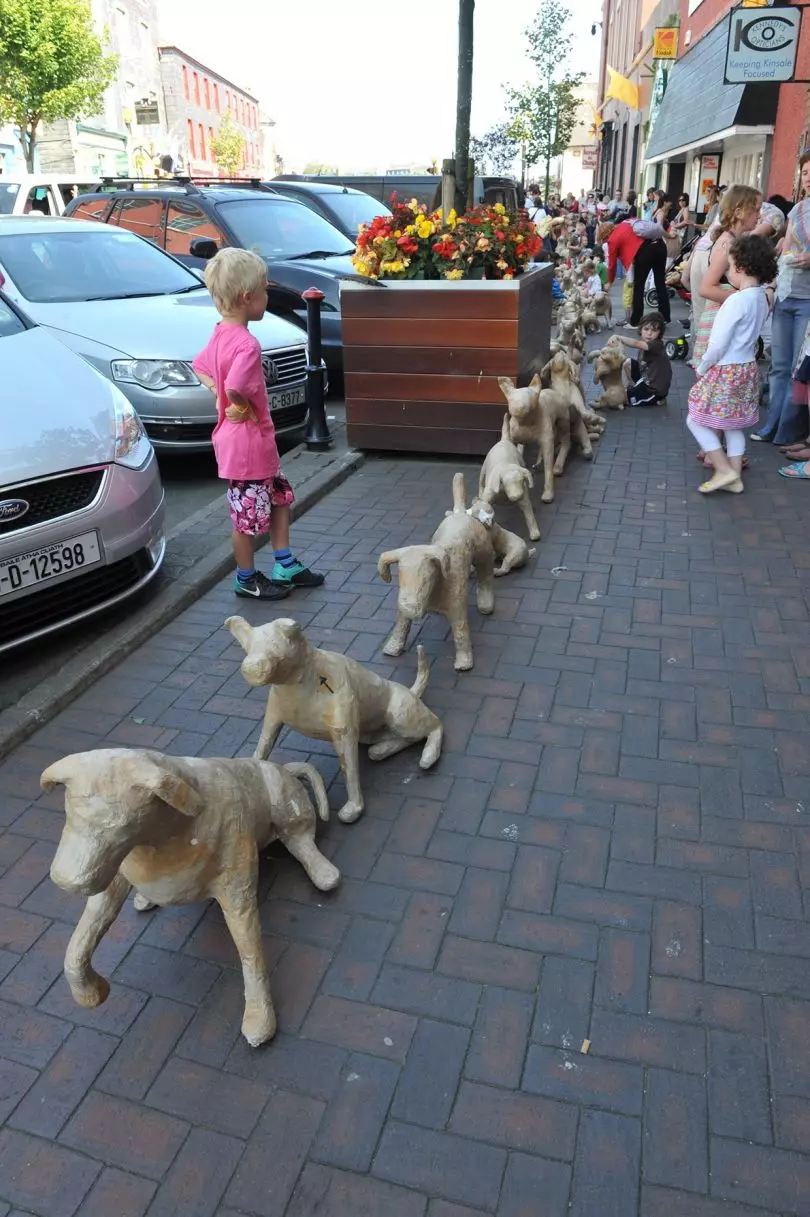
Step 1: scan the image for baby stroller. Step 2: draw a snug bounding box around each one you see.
[644,233,698,308]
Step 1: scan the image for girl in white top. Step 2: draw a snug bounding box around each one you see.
[686,234,778,494]
[581,260,602,297]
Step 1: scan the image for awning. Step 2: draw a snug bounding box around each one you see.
[645,13,778,163]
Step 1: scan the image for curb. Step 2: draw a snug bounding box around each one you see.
[0,447,364,762]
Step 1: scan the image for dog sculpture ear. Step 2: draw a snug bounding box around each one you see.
[277,618,304,639]
[41,754,83,792]
[225,615,253,650]
[377,549,404,584]
[134,759,202,818]
[498,376,515,399]
[529,373,542,390]
[482,469,502,503]
[522,467,534,489]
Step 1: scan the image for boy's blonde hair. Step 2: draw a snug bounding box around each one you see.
[204,247,267,313]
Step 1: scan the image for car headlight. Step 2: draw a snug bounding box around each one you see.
[111,359,199,391]
[113,389,153,469]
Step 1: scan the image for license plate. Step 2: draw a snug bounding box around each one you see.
[270,386,305,411]
[0,530,101,598]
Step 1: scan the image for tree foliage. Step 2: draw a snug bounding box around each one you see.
[506,0,584,195]
[0,0,117,170]
[301,161,339,175]
[469,123,519,176]
[211,112,245,176]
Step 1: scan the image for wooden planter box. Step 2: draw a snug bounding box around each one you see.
[341,265,553,456]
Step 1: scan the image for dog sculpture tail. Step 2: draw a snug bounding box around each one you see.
[284,762,330,822]
[501,413,510,442]
[451,472,467,513]
[411,645,430,700]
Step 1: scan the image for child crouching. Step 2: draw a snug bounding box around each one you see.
[686,235,778,494]
[193,248,324,599]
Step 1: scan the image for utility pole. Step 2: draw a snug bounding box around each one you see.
[455,0,475,214]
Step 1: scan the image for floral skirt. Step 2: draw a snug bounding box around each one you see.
[687,362,760,430]
[691,299,720,369]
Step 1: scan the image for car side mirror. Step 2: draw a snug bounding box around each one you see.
[189,237,218,260]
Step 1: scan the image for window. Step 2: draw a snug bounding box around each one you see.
[24,186,57,215]
[68,196,112,223]
[165,200,224,257]
[204,78,210,109]
[0,298,26,338]
[216,198,354,260]
[182,65,189,99]
[107,196,165,245]
[252,105,257,128]
[199,124,206,161]
[225,90,231,111]
[187,119,195,158]
[214,83,220,112]
[193,71,200,105]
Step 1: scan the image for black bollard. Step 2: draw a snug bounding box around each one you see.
[302,287,331,451]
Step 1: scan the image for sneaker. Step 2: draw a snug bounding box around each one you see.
[234,571,291,600]
[270,558,325,588]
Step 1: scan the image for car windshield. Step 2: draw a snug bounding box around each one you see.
[0,184,21,215]
[0,297,26,336]
[217,198,354,259]
[0,226,200,303]
[327,193,391,238]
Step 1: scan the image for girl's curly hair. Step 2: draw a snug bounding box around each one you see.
[728,234,778,285]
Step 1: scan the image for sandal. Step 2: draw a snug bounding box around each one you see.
[778,461,810,479]
[787,448,810,461]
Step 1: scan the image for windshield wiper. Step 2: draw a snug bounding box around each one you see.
[85,291,167,301]
[287,249,354,260]
[171,282,206,294]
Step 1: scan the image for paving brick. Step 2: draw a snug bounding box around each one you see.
[61,1091,189,1179]
[553,883,652,930]
[0,1059,37,1124]
[113,944,219,1006]
[370,852,464,896]
[498,1152,572,1217]
[145,1055,268,1138]
[259,898,350,949]
[96,997,193,1101]
[750,850,803,919]
[225,1089,324,1217]
[466,987,533,1089]
[428,1205,486,1217]
[329,816,392,880]
[448,868,509,942]
[657,839,749,878]
[387,798,441,856]
[533,956,593,1049]
[0,906,49,952]
[373,1121,506,1211]
[641,1188,771,1217]
[594,928,650,1014]
[705,944,810,999]
[765,996,810,1096]
[225,1030,345,1102]
[10,1026,117,1138]
[708,1030,771,1144]
[609,806,654,865]
[302,993,417,1061]
[175,971,244,1069]
[146,1128,244,1217]
[606,860,701,905]
[703,877,755,949]
[657,784,700,841]
[388,891,451,969]
[643,1068,708,1192]
[505,844,560,914]
[438,935,539,993]
[451,1079,577,1161]
[570,1110,640,1217]
[0,1127,100,1217]
[373,962,482,1025]
[0,997,71,1068]
[388,1018,468,1129]
[312,1051,399,1171]
[75,1167,156,1217]
[0,922,71,1006]
[498,910,598,961]
[711,1137,810,1213]
[523,1043,643,1116]
[287,1163,427,1217]
[775,1095,810,1153]
[589,1009,706,1073]
[649,977,763,1034]
[652,900,702,980]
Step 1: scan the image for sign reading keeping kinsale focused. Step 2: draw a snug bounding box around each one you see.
[724,4,802,83]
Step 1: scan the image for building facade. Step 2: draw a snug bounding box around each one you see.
[559,81,600,196]
[157,47,262,177]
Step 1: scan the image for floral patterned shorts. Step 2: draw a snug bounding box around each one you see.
[227,474,295,536]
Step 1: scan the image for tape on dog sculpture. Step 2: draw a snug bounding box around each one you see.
[43,750,339,1047]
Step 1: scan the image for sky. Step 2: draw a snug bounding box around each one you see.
[158,0,601,171]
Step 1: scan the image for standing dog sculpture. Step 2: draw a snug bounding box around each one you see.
[377,472,496,672]
[227,616,443,824]
[43,750,339,1048]
[479,414,540,541]
[499,375,593,504]
[541,350,606,441]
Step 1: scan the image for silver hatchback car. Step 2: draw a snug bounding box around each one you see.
[0,216,310,451]
[0,293,165,653]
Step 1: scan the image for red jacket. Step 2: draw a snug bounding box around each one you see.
[606,221,643,283]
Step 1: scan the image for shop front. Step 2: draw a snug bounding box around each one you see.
[74,124,130,178]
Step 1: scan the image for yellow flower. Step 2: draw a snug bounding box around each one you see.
[409,198,419,210]
[446,208,458,228]
[394,230,402,238]
[493,203,506,214]
[405,224,417,235]
[445,268,464,280]
[497,259,508,270]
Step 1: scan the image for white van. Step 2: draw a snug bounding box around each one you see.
[0,175,101,218]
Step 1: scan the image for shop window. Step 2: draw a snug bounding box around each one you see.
[107,196,165,245]
[165,200,223,256]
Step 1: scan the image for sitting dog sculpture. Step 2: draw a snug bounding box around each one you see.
[43,750,339,1048]
[479,414,540,541]
[591,291,613,329]
[588,338,627,410]
[500,375,593,504]
[541,350,606,441]
[377,472,496,673]
[227,616,443,824]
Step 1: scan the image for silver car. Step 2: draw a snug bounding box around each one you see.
[0,293,165,653]
[0,216,309,452]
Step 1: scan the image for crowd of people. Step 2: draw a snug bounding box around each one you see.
[525,161,810,491]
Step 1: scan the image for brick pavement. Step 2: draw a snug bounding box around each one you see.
[2,354,810,1215]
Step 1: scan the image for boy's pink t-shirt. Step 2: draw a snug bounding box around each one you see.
[192,323,280,482]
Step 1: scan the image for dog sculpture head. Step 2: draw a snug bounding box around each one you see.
[42,749,202,896]
[377,545,450,619]
[226,616,308,688]
[498,374,541,421]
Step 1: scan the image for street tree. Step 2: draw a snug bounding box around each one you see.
[454,0,475,213]
[506,0,583,198]
[469,123,519,176]
[211,112,246,177]
[0,0,117,171]
[302,162,339,175]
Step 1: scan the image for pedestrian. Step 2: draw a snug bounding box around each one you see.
[192,247,325,600]
[752,150,810,445]
[619,311,672,407]
[602,212,671,326]
[642,187,658,221]
[672,193,693,243]
[691,184,761,368]
[687,234,777,493]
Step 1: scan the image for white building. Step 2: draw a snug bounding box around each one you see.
[558,81,600,198]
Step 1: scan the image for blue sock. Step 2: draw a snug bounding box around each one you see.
[274,548,296,568]
[236,567,255,582]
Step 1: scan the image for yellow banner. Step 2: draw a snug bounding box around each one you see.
[653,27,678,59]
[605,67,640,109]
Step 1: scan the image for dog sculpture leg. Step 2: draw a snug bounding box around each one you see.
[571,413,593,461]
[382,613,412,658]
[447,604,474,672]
[331,719,365,823]
[215,874,276,1047]
[473,550,495,616]
[552,412,573,477]
[65,872,131,1007]
[255,708,283,761]
[537,417,557,503]
[519,492,541,542]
